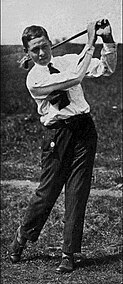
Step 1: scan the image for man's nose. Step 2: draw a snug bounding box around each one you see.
[39,48,45,57]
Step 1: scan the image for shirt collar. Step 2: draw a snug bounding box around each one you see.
[34,56,54,70]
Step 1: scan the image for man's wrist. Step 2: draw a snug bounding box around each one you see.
[86,44,95,53]
[102,42,117,55]
[87,39,96,48]
[102,34,115,43]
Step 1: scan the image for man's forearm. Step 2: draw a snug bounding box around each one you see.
[30,50,95,99]
[29,77,80,99]
[77,51,94,82]
[102,34,115,43]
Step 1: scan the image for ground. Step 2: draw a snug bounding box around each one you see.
[1,178,122,284]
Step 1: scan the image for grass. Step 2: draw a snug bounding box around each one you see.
[1,182,122,284]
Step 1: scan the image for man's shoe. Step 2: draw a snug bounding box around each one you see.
[56,255,74,273]
[9,226,27,263]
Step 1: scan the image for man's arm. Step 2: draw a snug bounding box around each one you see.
[28,22,97,99]
[79,19,117,78]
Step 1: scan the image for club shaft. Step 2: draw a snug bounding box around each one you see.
[51,29,87,49]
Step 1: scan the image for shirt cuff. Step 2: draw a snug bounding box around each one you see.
[82,44,95,56]
[77,44,95,65]
[86,47,95,56]
[102,42,117,54]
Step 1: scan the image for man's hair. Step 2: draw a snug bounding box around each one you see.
[22,25,50,52]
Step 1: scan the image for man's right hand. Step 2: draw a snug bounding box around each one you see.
[87,21,97,47]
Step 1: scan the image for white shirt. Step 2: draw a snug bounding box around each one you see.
[26,43,117,126]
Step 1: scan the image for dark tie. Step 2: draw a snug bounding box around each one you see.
[47,63,70,110]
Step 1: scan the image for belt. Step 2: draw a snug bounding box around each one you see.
[46,113,91,129]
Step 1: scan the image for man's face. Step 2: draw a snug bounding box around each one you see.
[27,36,52,66]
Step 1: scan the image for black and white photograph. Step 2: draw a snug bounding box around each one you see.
[1,0,122,283]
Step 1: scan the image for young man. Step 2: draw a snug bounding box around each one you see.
[9,19,117,272]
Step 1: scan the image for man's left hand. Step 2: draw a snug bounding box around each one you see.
[96,19,114,43]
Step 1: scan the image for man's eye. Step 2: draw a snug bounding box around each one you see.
[43,44,48,49]
[33,48,39,53]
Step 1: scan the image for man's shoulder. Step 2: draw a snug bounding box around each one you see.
[27,64,44,80]
[27,64,39,78]
[26,64,43,89]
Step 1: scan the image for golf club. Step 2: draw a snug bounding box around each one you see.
[51,19,109,49]
[51,29,87,49]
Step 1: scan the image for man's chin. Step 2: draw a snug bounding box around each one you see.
[38,58,50,66]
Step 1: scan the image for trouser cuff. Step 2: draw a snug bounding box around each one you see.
[62,244,81,254]
[20,226,40,243]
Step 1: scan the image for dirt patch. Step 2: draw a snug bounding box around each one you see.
[1,179,122,198]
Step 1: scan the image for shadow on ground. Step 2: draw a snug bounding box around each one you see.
[19,250,122,269]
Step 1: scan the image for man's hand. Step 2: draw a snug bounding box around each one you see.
[96,19,114,43]
[87,21,97,47]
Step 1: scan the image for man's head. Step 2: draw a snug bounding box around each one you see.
[22,25,52,66]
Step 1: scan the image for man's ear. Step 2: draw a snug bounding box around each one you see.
[23,47,28,53]
[49,40,52,47]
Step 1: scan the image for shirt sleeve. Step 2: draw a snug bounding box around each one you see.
[84,42,117,78]
[26,42,117,100]
[26,45,95,95]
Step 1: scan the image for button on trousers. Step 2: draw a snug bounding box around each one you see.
[20,114,97,254]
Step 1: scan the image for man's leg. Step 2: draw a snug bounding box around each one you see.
[20,126,75,242]
[9,125,74,262]
[62,115,97,255]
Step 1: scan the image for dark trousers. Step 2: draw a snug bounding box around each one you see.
[20,113,97,254]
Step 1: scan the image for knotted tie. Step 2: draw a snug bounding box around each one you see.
[47,63,70,110]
